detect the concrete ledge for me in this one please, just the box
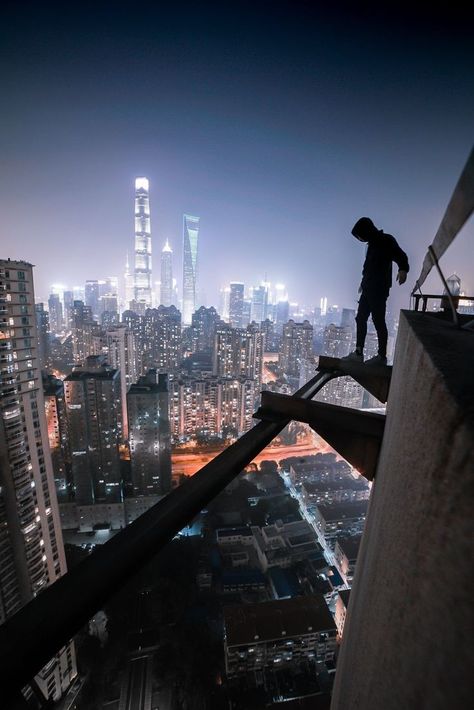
[331,310,474,710]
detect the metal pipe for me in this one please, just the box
[428,246,459,327]
[0,370,333,704]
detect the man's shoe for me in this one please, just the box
[341,351,364,363]
[364,354,387,366]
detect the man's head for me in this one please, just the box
[351,217,378,242]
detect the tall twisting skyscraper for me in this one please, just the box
[182,214,200,325]
[160,240,173,307]
[134,177,153,308]
[0,260,76,702]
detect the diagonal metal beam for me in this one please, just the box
[317,355,392,403]
[0,371,334,707]
[254,391,385,481]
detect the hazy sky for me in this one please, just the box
[1,1,473,312]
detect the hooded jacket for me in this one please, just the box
[361,230,409,296]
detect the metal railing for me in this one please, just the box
[0,369,338,708]
[413,293,474,312]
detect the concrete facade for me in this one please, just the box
[331,312,474,710]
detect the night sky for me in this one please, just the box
[1,1,473,312]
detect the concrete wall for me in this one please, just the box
[331,312,474,710]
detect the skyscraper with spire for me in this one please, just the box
[182,214,200,325]
[134,177,152,309]
[160,240,173,307]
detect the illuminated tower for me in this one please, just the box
[160,240,173,307]
[182,214,200,325]
[134,177,153,308]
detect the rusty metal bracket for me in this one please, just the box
[254,391,385,481]
[317,355,392,404]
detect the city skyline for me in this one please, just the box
[1,4,473,312]
[1,4,472,708]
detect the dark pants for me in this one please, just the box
[356,290,388,357]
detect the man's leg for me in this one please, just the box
[355,292,371,354]
[370,294,388,358]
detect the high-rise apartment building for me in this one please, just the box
[182,214,200,325]
[213,323,264,403]
[279,319,314,378]
[101,325,136,439]
[71,300,98,364]
[142,306,182,373]
[191,306,221,354]
[128,370,172,495]
[43,374,71,499]
[160,240,173,307]
[229,282,244,328]
[315,324,364,408]
[35,302,50,369]
[169,375,255,440]
[322,324,353,358]
[64,356,123,505]
[0,260,76,701]
[134,177,153,308]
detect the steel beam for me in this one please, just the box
[317,355,392,403]
[0,371,334,705]
[254,391,385,481]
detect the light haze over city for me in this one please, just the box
[1,2,473,309]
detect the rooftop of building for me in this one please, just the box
[224,594,336,646]
[315,500,369,522]
[335,535,362,560]
[303,478,368,493]
[217,526,253,539]
[0,259,34,268]
[65,367,119,381]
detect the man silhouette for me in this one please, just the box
[343,217,409,365]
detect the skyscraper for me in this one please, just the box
[35,302,51,369]
[102,325,137,439]
[64,355,123,506]
[63,290,74,329]
[48,292,63,334]
[279,319,314,378]
[128,371,172,495]
[134,177,153,309]
[85,279,100,321]
[142,306,182,372]
[43,373,71,499]
[160,240,173,307]
[0,260,76,701]
[250,284,268,324]
[219,285,231,321]
[182,214,200,325]
[229,282,244,328]
[191,306,221,353]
